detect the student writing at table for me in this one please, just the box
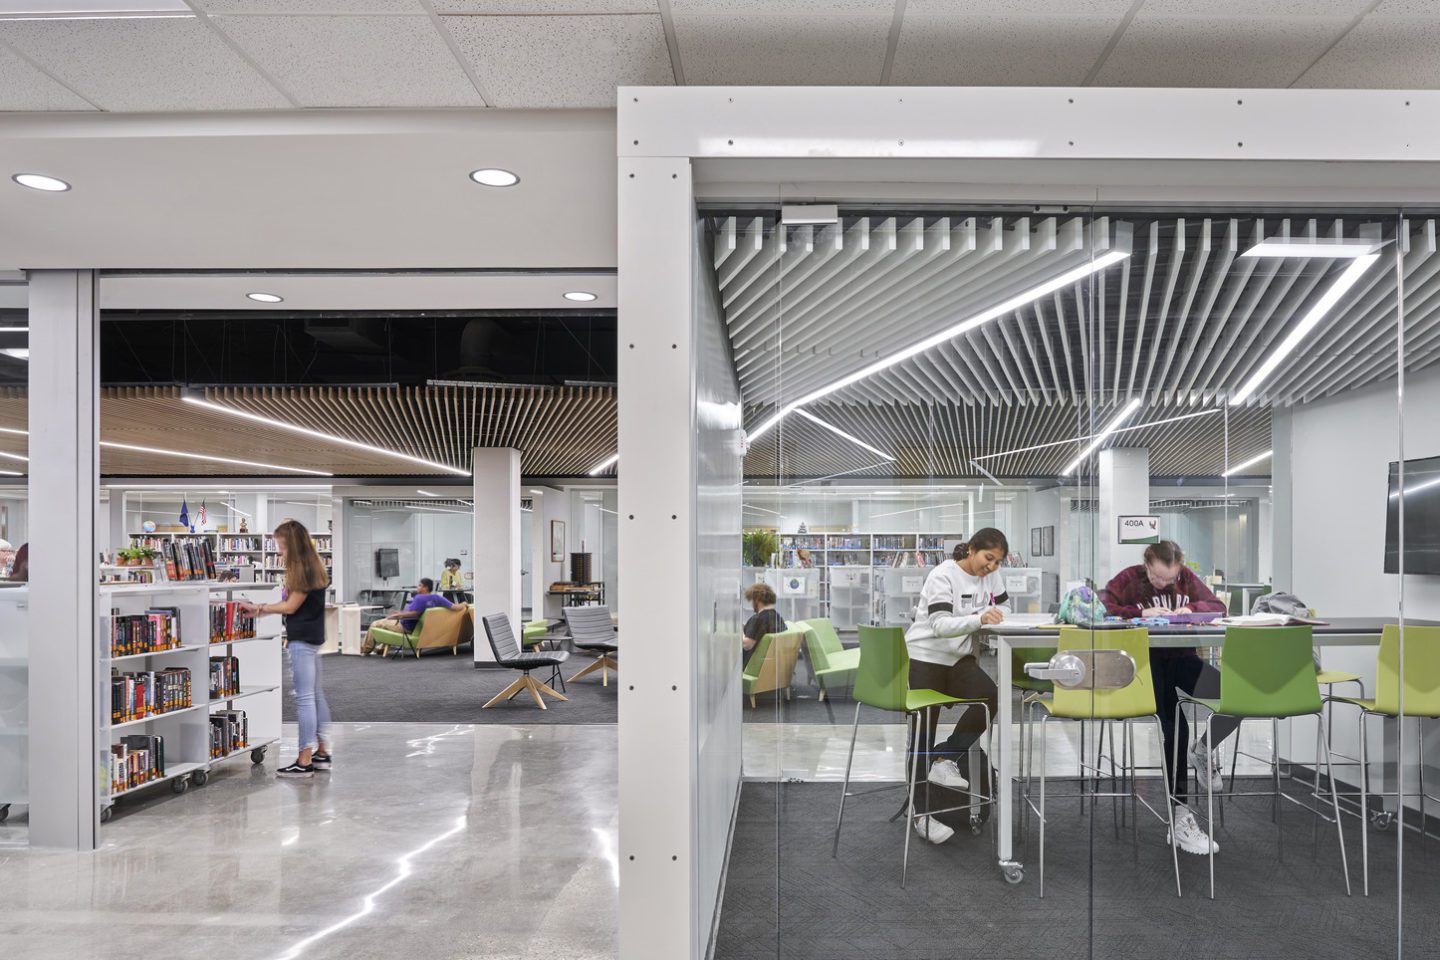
[1100,539,1229,856]
[903,527,1010,845]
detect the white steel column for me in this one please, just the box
[472,448,519,664]
[1099,448,1151,577]
[27,270,100,850]
[529,487,549,618]
[618,156,697,959]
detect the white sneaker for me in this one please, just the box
[913,815,954,845]
[927,759,970,791]
[1167,806,1218,855]
[1190,742,1225,793]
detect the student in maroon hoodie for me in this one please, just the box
[1100,540,1232,857]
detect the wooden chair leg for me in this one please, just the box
[483,676,527,709]
[818,687,827,703]
[525,676,548,710]
[750,695,756,709]
[535,679,569,702]
[569,658,606,683]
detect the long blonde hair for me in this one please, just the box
[275,520,329,594]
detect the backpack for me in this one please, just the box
[1252,591,1308,617]
[1057,585,1108,626]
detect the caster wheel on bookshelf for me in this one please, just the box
[171,777,189,795]
[100,806,113,823]
[191,770,209,788]
[0,803,9,823]
[1372,810,1396,832]
[251,747,267,765]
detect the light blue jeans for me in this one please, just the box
[288,641,332,753]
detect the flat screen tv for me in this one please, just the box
[1384,456,1440,574]
[375,547,399,580]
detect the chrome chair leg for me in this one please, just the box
[902,712,922,888]
[1319,711,1352,896]
[832,700,862,858]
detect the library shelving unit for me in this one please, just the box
[260,533,332,586]
[772,532,960,630]
[98,580,281,822]
[0,583,26,824]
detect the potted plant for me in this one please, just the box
[742,529,779,568]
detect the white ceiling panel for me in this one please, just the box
[0,41,94,110]
[673,2,892,86]
[1297,9,1440,88]
[435,0,656,11]
[0,16,290,111]
[1092,14,1354,87]
[192,0,425,12]
[1141,0,1374,14]
[443,13,671,108]
[903,0,1134,16]
[891,14,1121,87]
[211,14,483,108]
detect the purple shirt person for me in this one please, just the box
[397,577,453,633]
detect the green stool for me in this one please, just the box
[832,625,990,886]
[1023,627,1181,898]
[1325,623,1440,895]
[1179,625,1351,898]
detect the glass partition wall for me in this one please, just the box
[0,274,26,843]
[712,206,1426,958]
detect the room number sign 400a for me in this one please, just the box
[1118,515,1160,545]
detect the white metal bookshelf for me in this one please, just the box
[97,580,282,822]
[259,534,332,585]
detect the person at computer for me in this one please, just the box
[1100,539,1231,856]
[360,577,454,655]
[903,527,1011,845]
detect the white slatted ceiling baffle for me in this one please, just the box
[717,214,1440,481]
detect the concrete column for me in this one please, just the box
[472,448,519,664]
[529,488,549,618]
[27,270,100,850]
[1098,447,1151,580]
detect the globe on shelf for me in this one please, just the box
[142,520,157,534]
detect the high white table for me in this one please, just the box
[985,618,1425,885]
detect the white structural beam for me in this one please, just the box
[471,448,518,665]
[27,270,100,850]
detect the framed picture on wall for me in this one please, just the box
[550,520,566,562]
[1031,527,1042,558]
[1041,525,1055,557]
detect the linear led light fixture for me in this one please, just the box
[972,408,1220,462]
[1231,241,1382,406]
[181,394,469,476]
[970,461,1003,488]
[870,500,969,521]
[742,503,785,517]
[99,440,332,477]
[747,247,1131,443]
[588,453,619,476]
[1222,449,1273,477]
[0,469,21,477]
[0,426,26,437]
[792,408,895,460]
[416,489,440,497]
[0,450,26,463]
[1060,399,1142,476]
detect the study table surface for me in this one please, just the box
[984,617,1438,884]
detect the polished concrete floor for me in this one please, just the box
[0,722,618,960]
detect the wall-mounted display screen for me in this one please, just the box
[1385,456,1440,574]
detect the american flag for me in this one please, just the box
[197,500,208,528]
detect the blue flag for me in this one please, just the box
[179,497,190,529]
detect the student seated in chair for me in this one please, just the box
[1099,539,1229,856]
[362,577,454,655]
[742,582,786,665]
[903,528,1010,845]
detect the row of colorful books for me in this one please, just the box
[163,538,217,582]
[209,601,256,643]
[109,734,164,794]
[109,606,182,658]
[209,655,240,700]
[110,667,192,724]
[209,710,248,759]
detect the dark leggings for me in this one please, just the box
[1152,650,1240,805]
[908,656,999,771]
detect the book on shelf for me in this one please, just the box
[110,667,192,724]
[110,734,165,793]
[162,537,218,582]
[209,601,256,643]
[208,655,240,699]
[109,606,182,658]
[209,710,249,758]
[218,536,262,553]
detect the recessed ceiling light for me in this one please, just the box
[563,291,597,302]
[0,348,28,361]
[469,168,519,187]
[12,173,70,192]
[247,292,283,304]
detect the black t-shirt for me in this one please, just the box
[284,588,326,646]
[744,607,786,647]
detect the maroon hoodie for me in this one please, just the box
[1099,565,1226,619]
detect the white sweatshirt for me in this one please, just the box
[904,559,1011,665]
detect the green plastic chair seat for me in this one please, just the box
[1046,626,1157,720]
[1316,669,1361,686]
[906,688,973,712]
[1180,625,1322,718]
[1330,623,1440,716]
[853,625,976,717]
[819,647,862,678]
[1011,646,1055,693]
[522,619,548,648]
[795,618,861,695]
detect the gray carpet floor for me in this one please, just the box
[281,649,618,724]
[714,778,1440,960]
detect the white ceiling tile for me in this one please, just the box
[892,14,1121,86]
[672,0,887,11]
[1091,14,1354,87]
[435,0,656,11]
[444,14,671,108]
[1296,15,1440,87]
[674,11,892,85]
[1140,0,1374,15]
[905,0,1134,16]
[210,15,482,108]
[192,0,425,12]
[0,17,290,110]
[0,43,94,111]
[1368,0,1440,15]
